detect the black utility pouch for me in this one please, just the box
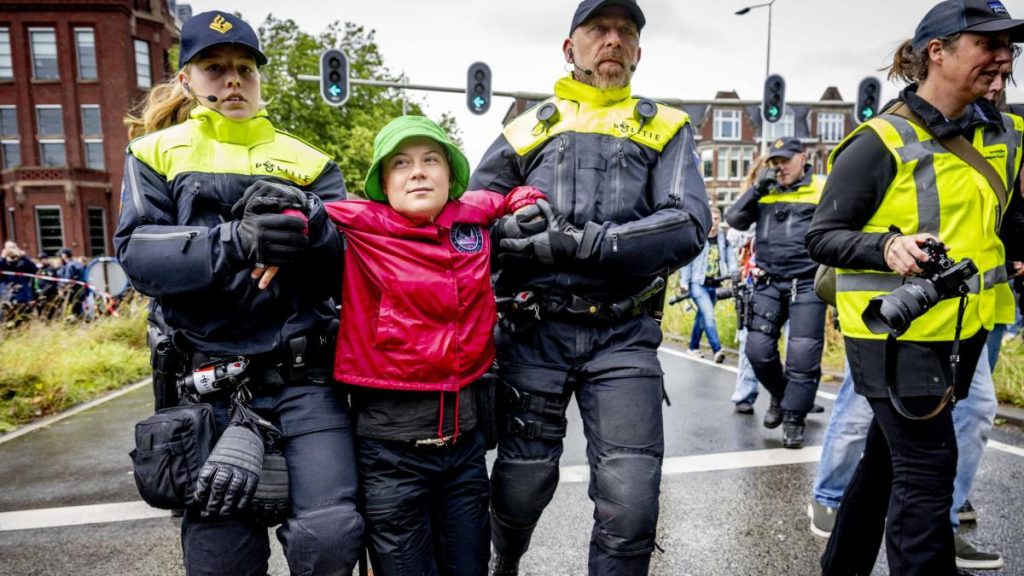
[476,371,499,451]
[130,403,215,509]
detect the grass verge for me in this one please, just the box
[0,295,150,433]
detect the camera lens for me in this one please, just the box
[862,281,939,337]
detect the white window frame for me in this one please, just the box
[84,139,104,170]
[134,39,151,88]
[764,110,795,141]
[80,105,101,136]
[29,27,59,80]
[713,109,742,141]
[1,140,20,169]
[717,188,743,207]
[0,104,17,138]
[0,27,12,79]
[818,112,845,143]
[74,27,97,81]
[35,104,63,136]
[701,149,714,180]
[39,139,66,166]
[87,206,107,256]
[716,146,755,182]
[35,205,64,254]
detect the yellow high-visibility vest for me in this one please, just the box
[828,111,1022,341]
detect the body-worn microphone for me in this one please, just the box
[184,83,218,103]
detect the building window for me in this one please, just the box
[700,149,714,179]
[30,28,59,80]
[764,110,795,141]
[6,207,15,242]
[0,28,12,79]
[0,106,18,169]
[717,188,743,207]
[75,28,97,80]
[87,206,107,256]
[716,146,755,181]
[713,109,742,141]
[134,39,151,88]
[36,106,65,167]
[35,206,64,255]
[818,112,845,143]
[81,105,104,170]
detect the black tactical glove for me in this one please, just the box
[491,204,546,244]
[498,199,588,265]
[249,450,290,526]
[754,167,778,197]
[231,180,309,220]
[194,425,264,517]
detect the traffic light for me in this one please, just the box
[762,74,786,124]
[856,77,882,124]
[320,49,349,107]
[467,62,491,115]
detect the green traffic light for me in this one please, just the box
[862,108,874,119]
[768,106,779,119]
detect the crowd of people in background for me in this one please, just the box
[0,241,93,324]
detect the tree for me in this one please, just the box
[258,16,461,197]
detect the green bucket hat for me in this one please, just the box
[363,115,470,203]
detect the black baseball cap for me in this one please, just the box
[766,137,804,160]
[178,11,268,69]
[569,0,646,36]
[912,0,1024,52]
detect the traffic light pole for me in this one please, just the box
[296,75,551,102]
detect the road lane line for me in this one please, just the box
[989,440,1024,458]
[659,346,838,402]
[0,379,151,446]
[560,446,823,483]
[0,501,168,531]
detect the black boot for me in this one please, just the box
[782,411,805,449]
[490,551,520,576]
[763,396,783,429]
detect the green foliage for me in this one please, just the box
[0,298,150,432]
[993,336,1024,406]
[257,16,461,197]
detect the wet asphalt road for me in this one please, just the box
[1,345,1022,576]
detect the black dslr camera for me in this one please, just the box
[862,238,977,337]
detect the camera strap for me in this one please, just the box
[884,291,967,421]
[884,101,1008,230]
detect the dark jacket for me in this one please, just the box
[114,106,345,356]
[806,86,1024,398]
[725,169,823,279]
[469,75,710,302]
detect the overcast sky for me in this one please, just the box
[186,0,1024,168]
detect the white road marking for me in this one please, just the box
[658,346,839,402]
[0,501,168,532]
[989,440,1024,458]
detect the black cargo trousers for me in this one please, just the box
[490,314,665,576]
[744,275,827,416]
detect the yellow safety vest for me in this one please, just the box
[757,174,826,206]
[829,111,1023,341]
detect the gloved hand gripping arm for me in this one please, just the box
[231,180,311,268]
[497,199,601,265]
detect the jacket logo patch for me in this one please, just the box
[614,121,662,142]
[450,224,483,253]
[210,15,233,34]
[255,159,309,183]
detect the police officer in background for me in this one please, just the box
[469,1,710,574]
[116,11,362,574]
[725,137,827,449]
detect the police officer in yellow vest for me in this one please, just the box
[725,137,828,449]
[469,1,711,574]
[807,1,1024,572]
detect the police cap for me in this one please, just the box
[570,0,646,36]
[766,137,804,161]
[178,11,268,70]
[913,0,1024,52]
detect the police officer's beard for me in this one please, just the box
[578,65,633,90]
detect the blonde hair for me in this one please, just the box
[887,36,960,85]
[124,66,197,140]
[743,155,771,190]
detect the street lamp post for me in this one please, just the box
[736,0,779,157]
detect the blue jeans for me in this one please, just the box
[688,281,721,353]
[812,346,997,529]
[730,327,761,405]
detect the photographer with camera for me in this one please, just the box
[678,206,737,363]
[806,1,1024,573]
[725,138,828,449]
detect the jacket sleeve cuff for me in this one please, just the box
[505,185,546,213]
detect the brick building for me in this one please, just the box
[0,0,178,258]
[501,87,856,209]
